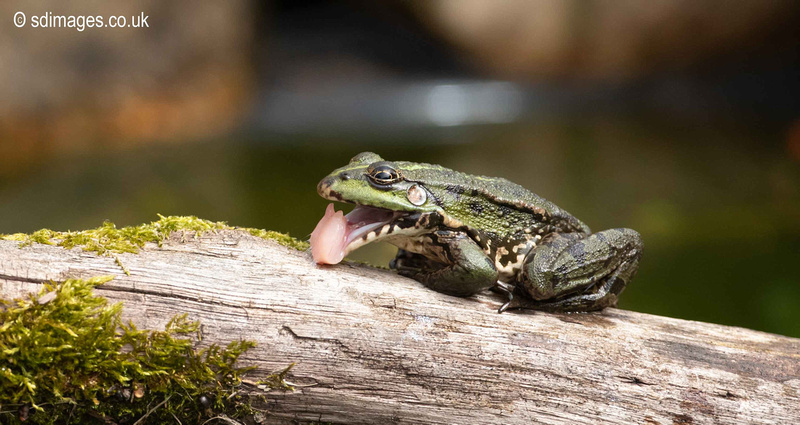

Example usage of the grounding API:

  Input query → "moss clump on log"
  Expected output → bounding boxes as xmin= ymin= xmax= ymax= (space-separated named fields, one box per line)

xmin=0 ymin=277 xmax=288 ymax=424
xmin=1 ymin=215 xmax=310 ymax=256
xmin=245 ymin=228 xmax=309 ymax=251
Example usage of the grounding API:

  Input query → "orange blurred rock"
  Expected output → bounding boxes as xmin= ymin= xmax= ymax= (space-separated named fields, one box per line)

xmin=0 ymin=0 xmax=255 ymax=177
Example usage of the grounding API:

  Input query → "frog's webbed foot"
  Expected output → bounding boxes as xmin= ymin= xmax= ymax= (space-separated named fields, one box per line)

xmin=390 ymin=232 xmax=498 ymax=297
xmin=520 ymin=228 xmax=643 ymax=312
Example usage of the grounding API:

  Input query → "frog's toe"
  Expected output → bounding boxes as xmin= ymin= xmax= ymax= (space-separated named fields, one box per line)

xmin=491 ymin=281 xmax=517 ymax=313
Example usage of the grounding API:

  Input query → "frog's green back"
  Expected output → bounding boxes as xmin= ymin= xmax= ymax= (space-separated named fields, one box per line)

xmin=398 ymin=161 xmax=590 ymax=236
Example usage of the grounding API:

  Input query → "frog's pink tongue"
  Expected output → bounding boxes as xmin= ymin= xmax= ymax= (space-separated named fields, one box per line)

xmin=310 ymin=204 xmax=396 ymax=265
xmin=311 ymin=204 xmax=347 ymax=264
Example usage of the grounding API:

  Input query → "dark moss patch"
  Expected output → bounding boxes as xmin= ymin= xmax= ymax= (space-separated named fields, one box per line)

xmin=0 ymin=277 xmax=290 ymax=424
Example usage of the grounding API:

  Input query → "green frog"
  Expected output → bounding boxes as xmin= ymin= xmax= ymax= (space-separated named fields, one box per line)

xmin=314 ymin=152 xmax=643 ymax=312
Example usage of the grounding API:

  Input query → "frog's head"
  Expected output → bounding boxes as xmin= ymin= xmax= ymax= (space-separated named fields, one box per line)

xmin=313 ymin=152 xmax=444 ymax=264
xmin=317 ymin=152 xmax=440 ymax=213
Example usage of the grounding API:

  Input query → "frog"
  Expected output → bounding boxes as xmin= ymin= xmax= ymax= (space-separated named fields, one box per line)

xmin=314 ymin=152 xmax=643 ymax=312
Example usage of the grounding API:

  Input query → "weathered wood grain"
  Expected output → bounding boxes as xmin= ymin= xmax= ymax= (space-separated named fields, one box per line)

xmin=1 ymin=231 xmax=798 ymax=425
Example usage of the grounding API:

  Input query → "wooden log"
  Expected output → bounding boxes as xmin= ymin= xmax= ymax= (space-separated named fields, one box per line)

xmin=1 ymin=231 xmax=798 ymax=424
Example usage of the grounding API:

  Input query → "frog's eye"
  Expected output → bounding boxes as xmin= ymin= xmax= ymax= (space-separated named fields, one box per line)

xmin=367 ymin=164 xmax=401 ymax=185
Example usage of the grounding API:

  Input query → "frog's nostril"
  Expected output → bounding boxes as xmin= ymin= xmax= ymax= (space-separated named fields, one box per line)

xmin=317 ymin=177 xmax=335 ymax=193
xmin=340 ymin=173 xmax=351 ymax=181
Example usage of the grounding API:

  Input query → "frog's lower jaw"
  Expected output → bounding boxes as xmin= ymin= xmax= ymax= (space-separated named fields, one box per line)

xmin=342 ymin=206 xmax=432 ymax=255
xmin=342 ymin=206 xmax=401 ymax=247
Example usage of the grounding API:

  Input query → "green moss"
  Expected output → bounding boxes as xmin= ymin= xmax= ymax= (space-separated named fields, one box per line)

xmin=0 ymin=215 xmax=310 ymax=256
xmin=0 ymin=277 xmax=290 ymax=424
xmin=246 ymin=228 xmax=309 ymax=251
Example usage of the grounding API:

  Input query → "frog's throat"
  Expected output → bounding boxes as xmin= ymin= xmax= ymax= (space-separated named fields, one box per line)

xmin=342 ymin=205 xmax=429 ymax=255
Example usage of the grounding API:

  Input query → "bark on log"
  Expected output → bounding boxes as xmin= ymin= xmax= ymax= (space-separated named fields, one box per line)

xmin=1 ymin=231 xmax=798 ymax=425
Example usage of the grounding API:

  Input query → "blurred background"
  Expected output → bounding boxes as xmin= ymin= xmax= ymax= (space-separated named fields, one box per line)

xmin=2 ymin=0 xmax=799 ymax=337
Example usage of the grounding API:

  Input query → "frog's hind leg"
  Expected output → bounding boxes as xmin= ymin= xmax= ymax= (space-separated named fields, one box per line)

xmin=520 ymin=228 xmax=643 ymax=312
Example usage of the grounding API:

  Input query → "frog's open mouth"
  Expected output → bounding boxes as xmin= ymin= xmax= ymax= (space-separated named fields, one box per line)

xmin=310 ymin=204 xmax=414 ymax=264
xmin=343 ymin=205 xmax=407 ymax=246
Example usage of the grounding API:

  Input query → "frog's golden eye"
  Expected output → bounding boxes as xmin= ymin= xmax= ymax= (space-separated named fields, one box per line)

xmin=367 ymin=164 xmax=401 ymax=185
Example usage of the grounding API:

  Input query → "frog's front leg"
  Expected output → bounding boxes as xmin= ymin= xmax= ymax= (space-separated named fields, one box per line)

xmin=520 ymin=228 xmax=643 ymax=312
xmin=390 ymin=231 xmax=498 ymax=297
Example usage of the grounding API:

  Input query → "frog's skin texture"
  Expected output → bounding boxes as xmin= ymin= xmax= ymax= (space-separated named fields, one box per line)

xmin=317 ymin=152 xmax=643 ymax=312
